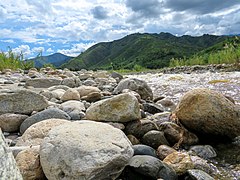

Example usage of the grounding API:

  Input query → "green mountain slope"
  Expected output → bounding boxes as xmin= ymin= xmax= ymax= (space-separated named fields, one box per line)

xmin=61 ymin=32 xmax=230 ymax=70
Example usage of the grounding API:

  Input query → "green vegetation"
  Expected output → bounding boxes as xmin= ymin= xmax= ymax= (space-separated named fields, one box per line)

xmin=170 ymin=36 xmax=240 ymax=67
xmin=61 ymin=33 xmax=230 ymax=71
xmin=0 ymin=48 xmax=34 ymax=71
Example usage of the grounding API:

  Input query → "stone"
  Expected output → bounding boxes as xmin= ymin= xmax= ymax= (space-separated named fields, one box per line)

xmin=190 ymin=155 xmax=212 ymax=174
xmin=160 ymin=122 xmax=199 ymax=147
xmin=185 ymin=169 xmax=214 ymax=180
xmin=127 ymin=135 xmax=140 ymax=145
xmin=60 ymin=88 xmax=80 ymax=101
xmin=113 ymin=78 xmax=153 ymax=100
xmin=25 ymin=78 xmax=62 ymax=88
xmin=163 ymin=152 xmax=194 ymax=175
xmin=125 ymin=120 xmax=142 ymax=137
xmin=0 ymin=90 xmax=48 ymax=115
xmin=60 ymin=100 xmax=85 ymax=113
xmin=82 ymin=79 xmax=96 ymax=86
xmin=189 ymin=145 xmax=217 ymax=159
xmin=0 ymin=113 xmax=28 ymax=132
xmin=15 ymin=147 xmax=46 ymax=180
xmin=174 ymin=88 xmax=240 ymax=139
xmin=77 ymin=85 xmax=101 ymax=97
xmin=81 ymin=92 xmax=102 ymax=102
xmin=141 ymin=130 xmax=170 ymax=149
xmin=157 ymin=145 xmax=177 ymax=160
xmin=142 ymin=102 xmax=164 ymax=114
xmin=128 ymin=155 xmax=177 ymax=180
xmin=51 ymin=89 xmax=66 ymax=99
xmin=111 ymin=71 xmax=123 ymax=82
xmin=86 ymin=93 xmax=141 ymax=123
xmin=61 ymin=77 xmax=77 ymax=88
xmin=40 ymin=120 xmax=133 ymax=180
xmin=137 ymin=119 xmax=159 ymax=138
xmin=20 ymin=108 xmax=70 ymax=134
xmin=48 ymin=85 xmax=70 ymax=91
xmin=0 ymin=129 xmax=23 ymax=179
xmin=16 ymin=119 xmax=69 ymax=146
xmin=133 ymin=144 xmax=157 ymax=157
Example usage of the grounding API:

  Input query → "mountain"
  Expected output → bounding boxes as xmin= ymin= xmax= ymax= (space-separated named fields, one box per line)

xmin=27 ymin=53 xmax=73 ymax=68
xmin=61 ymin=32 xmax=231 ymax=70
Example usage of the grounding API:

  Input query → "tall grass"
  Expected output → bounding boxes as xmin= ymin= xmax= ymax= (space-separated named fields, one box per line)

xmin=0 ymin=48 xmax=34 ymax=71
xmin=170 ymin=42 xmax=240 ymax=67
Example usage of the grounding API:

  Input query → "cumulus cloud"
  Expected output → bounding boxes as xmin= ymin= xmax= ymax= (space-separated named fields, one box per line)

xmin=91 ymin=6 xmax=109 ymax=19
xmin=46 ymin=48 xmax=54 ymax=53
xmin=32 ymin=47 xmax=45 ymax=54
xmin=12 ymin=45 xmax=31 ymax=57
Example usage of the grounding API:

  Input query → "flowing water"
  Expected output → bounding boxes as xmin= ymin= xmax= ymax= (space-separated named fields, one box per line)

xmin=127 ymin=71 xmax=240 ymax=179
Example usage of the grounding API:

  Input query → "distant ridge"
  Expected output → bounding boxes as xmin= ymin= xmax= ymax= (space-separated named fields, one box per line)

xmin=27 ymin=53 xmax=73 ymax=68
xmin=61 ymin=32 xmax=232 ymax=70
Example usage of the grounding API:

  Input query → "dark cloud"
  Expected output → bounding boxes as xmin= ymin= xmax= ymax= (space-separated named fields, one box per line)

xmin=126 ymin=0 xmax=163 ymax=18
xmin=91 ymin=6 xmax=109 ymax=20
xmin=164 ymin=0 xmax=240 ymax=14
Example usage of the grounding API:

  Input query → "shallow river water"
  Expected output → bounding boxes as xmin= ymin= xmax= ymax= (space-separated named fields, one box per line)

xmin=127 ymin=71 xmax=240 ymax=180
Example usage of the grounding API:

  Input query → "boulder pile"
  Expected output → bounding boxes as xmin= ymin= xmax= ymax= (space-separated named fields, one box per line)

xmin=0 ymin=67 xmax=239 ymax=179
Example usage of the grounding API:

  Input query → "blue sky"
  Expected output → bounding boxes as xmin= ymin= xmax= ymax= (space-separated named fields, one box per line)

xmin=0 ymin=0 xmax=240 ymax=59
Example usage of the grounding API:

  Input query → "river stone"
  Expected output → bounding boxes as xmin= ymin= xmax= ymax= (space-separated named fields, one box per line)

xmin=81 ymin=92 xmax=102 ymax=102
xmin=40 ymin=120 xmax=134 ymax=180
xmin=128 ymin=155 xmax=177 ymax=180
xmin=25 ymin=78 xmax=62 ymax=88
xmin=141 ymin=130 xmax=170 ymax=149
xmin=15 ymin=147 xmax=45 ymax=180
xmin=85 ymin=93 xmax=141 ymax=123
xmin=174 ymin=88 xmax=240 ymax=139
xmin=16 ymin=119 xmax=69 ymax=146
xmin=77 ymin=85 xmax=101 ymax=97
xmin=163 ymin=152 xmax=194 ymax=175
xmin=189 ymin=145 xmax=217 ymax=159
xmin=113 ymin=78 xmax=153 ymax=100
xmin=137 ymin=119 xmax=159 ymax=138
xmin=133 ymin=144 xmax=157 ymax=157
xmin=157 ymin=145 xmax=177 ymax=160
xmin=185 ymin=169 xmax=214 ymax=180
xmin=60 ymin=88 xmax=80 ymax=101
xmin=142 ymin=102 xmax=164 ymax=114
xmin=0 ymin=129 xmax=23 ymax=179
xmin=0 ymin=90 xmax=48 ymax=115
xmin=0 ymin=113 xmax=28 ymax=132
xmin=61 ymin=77 xmax=78 ymax=88
xmin=60 ymin=100 xmax=85 ymax=113
xmin=20 ymin=108 xmax=70 ymax=134
xmin=127 ymin=135 xmax=140 ymax=145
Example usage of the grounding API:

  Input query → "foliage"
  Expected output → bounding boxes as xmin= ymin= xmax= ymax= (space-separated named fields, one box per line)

xmin=169 ymin=37 xmax=240 ymax=67
xmin=0 ymin=48 xmax=34 ymax=71
xmin=61 ymin=33 xmax=229 ymax=70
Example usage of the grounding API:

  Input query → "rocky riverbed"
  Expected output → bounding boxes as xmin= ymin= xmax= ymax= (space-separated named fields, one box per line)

xmin=0 ymin=67 xmax=239 ymax=180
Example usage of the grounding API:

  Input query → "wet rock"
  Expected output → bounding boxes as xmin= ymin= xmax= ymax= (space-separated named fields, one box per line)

xmin=157 ymin=145 xmax=177 ymax=160
xmin=25 ymin=78 xmax=62 ymax=88
xmin=113 ymin=78 xmax=153 ymax=100
xmin=163 ymin=152 xmax=194 ymax=175
xmin=128 ymin=155 xmax=177 ymax=180
xmin=0 ymin=113 xmax=28 ymax=132
xmin=141 ymin=130 xmax=170 ymax=149
xmin=189 ymin=145 xmax=217 ymax=159
xmin=16 ymin=119 xmax=69 ymax=146
xmin=0 ymin=129 xmax=23 ymax=179
xmin=160 ymin=122 xmax=199 ymax=147
xmin=20 ymin=108 xmax=70 ymax=134
xmin=40 ymin=120 xmax=133 ymax=180
xmin=133 ymin=144 xmax=157 ymax=157
xmin=0 ymin=90 xmax=48 ymax=115
xmin=86 ymin=93 xmax=141 ymax=123
xmin=60 ymin=88 xmax=80 ymax=101
xmin=174 ymin=88 xmax=240 ymax=139
xmin=142 ymin=102 xmax=164 ymax=114
xmin=16 ymin=147 xmax=46 ymax=180
xmin=185 ymin=169 xmax=214 ymax=180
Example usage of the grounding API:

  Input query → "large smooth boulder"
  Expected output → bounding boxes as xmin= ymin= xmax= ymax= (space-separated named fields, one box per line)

xmin=25 ymin=78 xmax=62 ymax=88
xmin=0 ymin=90 xmax=48 ymax=115
xmin=86 ymin=93 xmax=141 ymax=123
xmin=174 ymin=88 xmax=240 ymax=139
xmin=20 ymin=108 xmax=70 ymax=134
xmin=40 ymin=120 xmax=134 ymax=180
xmin=76 ymin=85 xmax=101 ymax=97
xmin=0 ymin=129 xmax=23 ymax=179
xmin=0 ymin=113 xmax=28 ymax=132
xmin=113 ymin=78 xmax=153 ymax=100
xmin=16 ymin=119 xmax=69 ymax=146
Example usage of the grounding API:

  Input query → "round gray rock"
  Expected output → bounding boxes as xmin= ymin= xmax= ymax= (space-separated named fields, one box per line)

xmin=40 ymin=120 xmax=134 ymax=180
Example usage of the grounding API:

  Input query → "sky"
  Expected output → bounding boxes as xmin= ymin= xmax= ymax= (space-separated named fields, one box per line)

xmin=0 ymin=0 xmax=240 ymax=59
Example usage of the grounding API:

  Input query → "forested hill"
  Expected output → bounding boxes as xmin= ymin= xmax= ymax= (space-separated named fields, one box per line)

xmin=61 ymin=32 xmax=232 ymax=70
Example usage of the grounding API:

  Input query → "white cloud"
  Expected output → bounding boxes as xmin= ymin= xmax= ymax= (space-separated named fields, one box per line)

xmin=46 ymin=48 xmax=54 ymax=53
xmin=32 ymin=47 xmax=45 ymax=53
xmin=12 ymin=45 xmax=31 ymax=57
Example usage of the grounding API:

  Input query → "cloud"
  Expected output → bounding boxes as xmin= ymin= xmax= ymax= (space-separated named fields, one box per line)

xmin=12 ymin=45 xmax=31 ymax=57
xmin=46 ymin=48 xmax=54 ymax=53
xmin=91 ymin=6 xmax=109 ymax=19
xmin=32 ymin=47 xmax=45 ymax=54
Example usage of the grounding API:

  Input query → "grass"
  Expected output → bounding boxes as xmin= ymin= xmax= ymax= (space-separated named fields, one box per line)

xmin=0 ymin=48 xmax=34 ymax=71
